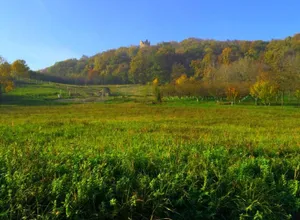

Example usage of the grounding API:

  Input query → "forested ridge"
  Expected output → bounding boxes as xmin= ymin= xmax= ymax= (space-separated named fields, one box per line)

xmin=2 ymin=33 xmax=300 ymax=104
xmin=40 ymin=34 xmax=300 ymax=85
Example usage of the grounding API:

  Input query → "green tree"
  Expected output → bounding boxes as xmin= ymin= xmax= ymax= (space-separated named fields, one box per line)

xmin=129 ymin=47 xmax=155 ymax=84
xmin=263 ymin=38 xmax=295 ymax=105
xmin=190 ymin=60 xmax=203 ymax=79
xmin=152 ymin=78 xmax=162 ymax=103
xmin=154 ymin=45 xmax=176 ymax=82
xmin=295 ymin=89 xmax=300 ymax=106
xmin=171 ymin=63 xmax=186 ymax=81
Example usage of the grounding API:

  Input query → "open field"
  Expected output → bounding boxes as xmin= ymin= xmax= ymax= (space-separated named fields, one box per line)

xmin=1 ymin=2 xmax=300 ymax=219
xmin=1 ymin=80 xmax=152 ymax=105
xmin=0 ymin=83 xmax=300 ymax=219
xmin=0 ymin=99 xmax=300 ymax=219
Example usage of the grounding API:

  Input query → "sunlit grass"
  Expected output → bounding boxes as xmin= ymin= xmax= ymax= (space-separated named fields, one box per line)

xmin=0 ymin=101 xmax=299 ymax=219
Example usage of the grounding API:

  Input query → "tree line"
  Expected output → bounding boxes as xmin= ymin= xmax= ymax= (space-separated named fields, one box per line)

xmin=2 ymin=33 xmax=300 ymax=105
xmin=39 ymin=33 xmax=300 ymax=105
xmin=40 ymin=38 xmax=270 ymax=85
xmin=0 ymin=57 xmax=29 ymax=98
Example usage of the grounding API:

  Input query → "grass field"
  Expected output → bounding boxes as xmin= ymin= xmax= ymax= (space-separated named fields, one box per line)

xmin=0 ymin=83 xmax=300 ymax=219
xmin=1 ymin=80 xmax=152 ymax=106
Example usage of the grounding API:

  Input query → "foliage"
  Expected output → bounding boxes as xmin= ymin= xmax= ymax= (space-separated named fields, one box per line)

xmin=36 ymin=36 xmax=268 ymax=86
xmin=3 ymin=33 xmax=300 ymax=106
xmin=27 ymin=33 xmax=300 ymax=107
xmin=171 ymin=62 xmax=186 ymax=80
xmin=0 ymin=70 xmax=12 ymax=96
xmin=295 ymin=89 xmax=300 ymax=105
xmin=11 ymin=59 xmax=29 ymax=77
xmin=226 ymin=86 xmax=239 ymax=104
xmin=152 ymin=78 xmax=162 ymax=103
xmin=0 ymin=58 xmax=30 ymax=96
xmin=175 ymin=74 xmax=188 ymax=85
xmin=250 ymin=80 xmax=279 ymax=105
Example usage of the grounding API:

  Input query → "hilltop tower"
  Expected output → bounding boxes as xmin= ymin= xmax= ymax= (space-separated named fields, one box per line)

xmin=140 ymin=39 xmax=150 ymax=48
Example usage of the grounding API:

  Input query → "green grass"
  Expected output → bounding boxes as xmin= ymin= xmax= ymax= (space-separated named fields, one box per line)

xmin=1 ymin=81 xmax=151 ymax=105
xmin=0 ymin=82 xmax=300 ymax=219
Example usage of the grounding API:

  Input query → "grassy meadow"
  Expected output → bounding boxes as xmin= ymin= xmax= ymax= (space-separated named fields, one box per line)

xmin=1 ymin=80 xmax=152 ymax=105
xmin=0 ymin=82 xmax=300 ymax=219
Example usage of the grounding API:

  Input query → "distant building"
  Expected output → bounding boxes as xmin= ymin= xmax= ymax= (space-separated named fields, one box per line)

xmin=140 ymin=40 xmax=150 ymax=48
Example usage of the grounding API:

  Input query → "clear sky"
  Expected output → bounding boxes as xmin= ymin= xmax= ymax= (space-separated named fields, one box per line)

xmin=0 ymin=0 xmax=299 ymax=70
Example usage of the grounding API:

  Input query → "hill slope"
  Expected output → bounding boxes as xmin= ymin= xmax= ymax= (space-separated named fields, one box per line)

xmin=37 ymin=34 xmax=300 ymax=85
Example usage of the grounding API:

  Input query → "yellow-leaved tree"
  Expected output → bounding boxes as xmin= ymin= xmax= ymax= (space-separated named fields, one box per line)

xmin=152 ymin=78 xmax=162 ymax=103
xmin=219 ymin=47 xmax=233 ymax=65
xmin=175 ymin=74 xmax=188 ymax=85
xmin=11 ymin=60 xmax=29 ymax=77
xmin=0 ymin=59 xmax=13 ymax=97
xmin=250 ymin=80 xmax=278 ymax=105
xmin=0 ymin=57 xmax=29 ymax=99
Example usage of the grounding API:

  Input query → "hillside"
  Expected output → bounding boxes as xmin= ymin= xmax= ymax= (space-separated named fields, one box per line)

xmin=37 ymin=34 xmax=300 ymax=86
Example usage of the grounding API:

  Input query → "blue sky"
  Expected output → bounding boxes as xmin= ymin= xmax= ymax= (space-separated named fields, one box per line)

xmin=0 ymin=0 xmax=299 ymax=70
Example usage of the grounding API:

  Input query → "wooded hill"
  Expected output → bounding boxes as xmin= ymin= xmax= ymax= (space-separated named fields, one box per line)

xmin=39 ymin=34 xmax=300 ymax=85
xmin=35 ymin=34 xmax=300 ymax=104
xmin=39 ymin=38 xmax=269 ymax=84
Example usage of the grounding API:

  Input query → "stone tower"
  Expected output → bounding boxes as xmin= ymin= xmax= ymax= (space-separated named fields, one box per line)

xmin=140 ymin=39 xmax=150 ymax=48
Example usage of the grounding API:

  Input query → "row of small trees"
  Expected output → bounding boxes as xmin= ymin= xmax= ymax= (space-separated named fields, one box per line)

xmin=158 ymin=73 xmax=300 ymax=106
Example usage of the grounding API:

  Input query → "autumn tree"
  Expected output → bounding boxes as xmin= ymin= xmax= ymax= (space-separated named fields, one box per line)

xmin=250 ymin=80 xmax=278 ymax=105
xmin=218 ymin=57 xmax=260 ymax=97
xmin=263 ymin=38 xmax=298 ymax=105
xmin=0 ymin=59 xmax=13 ymax=98
xmin=87 ymin=68 xmax=100 ymax=84
xmin=32 ymin=32 xmax=300 ymax=98
xmin=281 ymin=53 xmax=300 ymax=102
xmin=219 ymin=47 xmax=233 ymax=65
xmin=190 ymin=59 xmax=203 ymax=79
xmin=11 ymin=60 xmax=29 ymax=77
xmin=129 ymin=47 xmax=156 ymax=84
xmin=152 ymin=78 xmax=162 ymax=103
xmin=226 ymin=87 xmax=239 ymax=104
xmin=174 ymin=74 xmax=190 ymax=97
xmin=152 ymin=45 xmax=178 ymax=82
xmin=171 ymin=63 xmax=186 ymax=81
xmin=295 ymin=90 xmax=300 ymax=106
